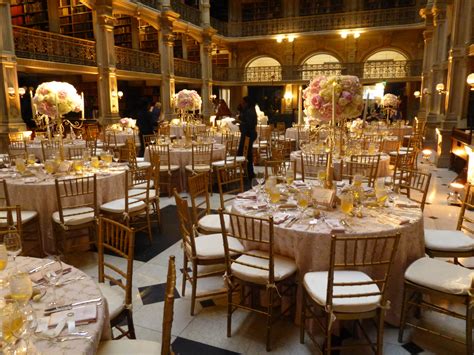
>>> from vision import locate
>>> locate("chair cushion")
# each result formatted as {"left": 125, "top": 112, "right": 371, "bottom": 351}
{"left": 405, "top": 257, "right": 474, "bottom": 295}
{"left": 137, "top": 161, "right": 151, "bottom": 168}
{"left": 424, "top": 229, "right": 474, "bottom": 252}
{"left": 198, "top": 214, "right": 230, "bottom": 233}
{"left": 235, "top": 156, "right": 247, "bottom": 163}
{"left": 303, "top": 271, "right": 381, "bottom": 313}
{"left": 212, "top": 159, "right": 236, "bottom": 167}
{"left": 134, "top": 181, "right": 154, "bottom": 189}
{"left": 0, "top": 210, "right": 37, "bottom": 225}
{"left": 187, "top": 233, "right": 244, "bottom": 260}
{"left": 98, "top": 340, "right": 161, "bottom": 355}
{"left": 100, "top": 198, "right": 146, "bottom": 214}
{"left": 231, "top": 250, "right": 297, "bottom": 285}
{"left": 185, "top": 164, "right": 211, "bottom": 172}
{"left": 52, "top": 207, "right": 95, "bottom": 226}
{"left": 128, "top": 189, "right": 156, "bottom": 200}
{"left": 98, "top": 283, "right": 125, "bottom": 319}
{"left": 160, "top": 165, "right": 180, "bottom": 172}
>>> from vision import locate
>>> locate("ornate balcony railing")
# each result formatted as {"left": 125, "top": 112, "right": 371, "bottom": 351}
{"left": 115, "top": 47, "right": 161, "bottom": 74}
{"left": 174, "top": 58, "right": 201, "bottom": 78}
{"left": 13, "top": 26, "right": 96, "bottom": 67}
{"left": 210, "top": 17, "right": 228, "bottom": 36}
{"left": 213, "top": 60, "right": 423, "bottom": 82}
{"left": 171, "top": 0, "right": 200, "bottom": 27}
{"left": 226, "top": 6, "right": 423, "bottom": 37}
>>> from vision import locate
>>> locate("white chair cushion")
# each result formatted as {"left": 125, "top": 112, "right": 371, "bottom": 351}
{"left": 98, "top": 283, "right": 125, "bottom": 319}
{"left": 185, "top": 164, "right": 211, "bottom": 172}
{"left": 231, "top": 250, "right": 297, "bottom": 285}
{"left": 187, "top": 233, "right": 244, "bottom": 260}
{"left": 303, "top": 271, "right": 381, "bottom": 313}
{"left": 198, "top": 214, "right": 230, "bottom": 233}
{"left": 212, "top": 159, "right": 236, "bottom": 167}
{"left": 160, "top": 164, "right": 180, "bottom": 172}
{"left": 137, "top": 161, "right": 151, "bottom": 168}
{"left": 0, "top": 210, "right": 37, "bottom": 225}
{"left": 52, "top": 207, "right": 95, "bottom": 226}
{"left": 128, "top": 189, "right": 156, "bottom": 200}
{"left": 136, "top": 157, "right": 145, "bottom": 162}
{"left": 98, "top": 340, "right": 161, "bottom": 355}
{"left": 134, "top": 181, "right": 154, "bottom": 189}
{"left": 405, "top": 257, "right": 474, "bottom": 295}
{"left": 100, "top": 198, "right": 146, "bottom": 214}
{"left": 424, "top": 229, "right": 474, "bottom": 252}
{"left": 235, "top": 156, "right": 246, "bottom": 162}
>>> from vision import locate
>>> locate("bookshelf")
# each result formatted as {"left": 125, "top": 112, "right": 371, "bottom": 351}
{"left": 114, "top": 14, "right": 133, "bottom": 48}
{"left": 241, "top": 0, "right": 282, "bottom": 22}
{"left": 58, "top": 0, "right": 94, "bottom": 39}
{"left": 139, "top": 20, "right": 158, "bottom": 53}
{"left": 10, "top": 0, "right": 49, "bottom": 31}
{"left": 212, "top": 51, "right": 230, "bottom": 67}
{"left": 299, "top": 0, "right": 344, "bottom": 15}
{"left": 186, "top": 36, "right": 200, "bottom": 62}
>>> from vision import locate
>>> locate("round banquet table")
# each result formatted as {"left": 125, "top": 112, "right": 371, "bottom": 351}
{"left": 290, "top": 151, "right": 391, "bottom": 178}
{"left": 11, "top": 256, "right": 110, "bottom": 354}
{"left": 285, "top": 127, "right": 309, "bottom": 142}
{"left": 231, "top": 191, "right": 424, "bottom": 324}
{"left": 143, "top": 143, "right": 226, "bottom": 190}
{"left": 170, "top": 124, "right": 207, "bottom": 138}
{"left": 104, "top": 131, "right": 139, "bottom": 145}
{"left": 1, "top": 169, "right": 126, "bottom": 253}
{"left": 26, "top": 141, "right": 87, "bottom": 161}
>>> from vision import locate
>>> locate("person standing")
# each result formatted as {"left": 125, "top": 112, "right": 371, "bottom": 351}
{"left": 135, "top": 98, "right": 154, "bottom": 157}
{"left": 151, "top": 102, "right": 162, "bottom": 132}
{"left": 236, "top": 96, "right": 258, "bottom": 179}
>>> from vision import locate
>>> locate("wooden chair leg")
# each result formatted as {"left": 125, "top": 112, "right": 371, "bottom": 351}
{"left": 266, "top": 287, "right": 274, "bottom": 352}
{"left": 145, "top": 210, "right": 153, "bottom": 244}
{"left": 227, "top": 283, "right": 233, "bottom": 338}
{"left": 325, "top": 312, "right": 332, "bottom": 355}
{"left": 181, "top": 252, "right": 187, "bottom": 297}
{"left": 126, "top": 309, "right": 136, "bottom": 339}
{"left": 190, "top": 262, "right": 197, "bottom": 316}
{"left": 398, "top": 285, "right": 410, "bottom": 343}
{"left": 376, "top": 310, "right": 385, "bottom": 355}
{"left": 300, "top": 289, "right": 306, "bottom": 344}
{"left": 466, "top": 304, "right": 472, "bottom": 355}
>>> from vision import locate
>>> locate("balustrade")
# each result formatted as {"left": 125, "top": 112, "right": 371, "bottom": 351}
{"left": 115, "top": 46, "right": 161, "bottom": 74}
{"left": 174, "top": 58, "right": 201, "bottom": 78}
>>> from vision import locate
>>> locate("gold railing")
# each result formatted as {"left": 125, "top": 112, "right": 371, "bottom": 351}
{"left": 171, "top": 0, "right": 200, "bottom": 26}
{"left": 115, "top": 46, "right": 161, "bottom": 74}
{"left": 213, "top": 60, "right": 423, "bottom": 82}
{"left": 174, "top": 58, "right": 201, "bottom": 78}
{"left": 226, "top": 6, "right": 423, "bottom": 37}
{"left": 13, "top": 26, "right": 96, "bottom": 66}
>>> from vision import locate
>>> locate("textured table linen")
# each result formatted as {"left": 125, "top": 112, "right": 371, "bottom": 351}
{"left": 26, "top": 141, "right": 87, "bottom": 161}
{"left": 231, "top": 197, "right": 424, "bottom": 324}
{"left": 3, "top": 170, "right": 126, "bottom": 253}
{"left": 13, "top": 256, "right": 110, "bottom": 354}
{"left": 170, "top": 124, "right": 207, "bottom": 138}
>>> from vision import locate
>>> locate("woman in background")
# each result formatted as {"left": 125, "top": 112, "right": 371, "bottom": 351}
{"left": 135, "top": 98, "right": 154, "bottom": 156}
{"left": 236, "top": 96, "right": 257, "bottom": 179}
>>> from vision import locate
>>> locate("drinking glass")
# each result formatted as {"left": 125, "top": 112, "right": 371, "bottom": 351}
{"left": 113, "top": 151, "right": 121, "bottom": 164}
{"left": 340, "top": 193, "right": 354, "bottom": 215}
{"left": 285, "top": 169, "right": 294, "bottom": 186}
{"left": 317, "top": 169, "right": 326, "bottom": 186}
{"left": 296, "top": 189, "right": 310, "bottom": 216}
{"left": 82, "top": 149, "right": 91, "bottom": 162}
{"left": 91, "top": 156, "right": 100, "bottom": 169}
{"left": 376, "top": 187, "right": 389, "bottom": 207}
{"left": 0, "top": 299, "right": 25, "bottom": 352}
{"left": 26, "top": 154, "right": 36, "bottom": 166}
{"left": 44, "top": 159, "right": 55, "bottom": 174}
{"left": 1, "top": 156, "right": 11, "bottom": 169}
{"left": 368, "top": 142, "right": 376, "bottom": 155}
{"left": 15, "top": 158, "right": 26, "bottom": 175}
{"left": 42, "top": 256, "right": 63, "bottom": 307}
{"left": 73, "top": 160, "right": 84, "bottom": 174}
{"left": 251, "top": 178, "right": 260, "bottom": 192}
{"left": 0, "top": 244, "right": 8, "bottom": 288}
{"left": 4, "top": 233, "right": 22, "bottom": 269}
{"left": 9, "top": 273, "right": 33, "bottom": 306}
{"left": 12, "top": 303, "right": 36, "bottom": 354}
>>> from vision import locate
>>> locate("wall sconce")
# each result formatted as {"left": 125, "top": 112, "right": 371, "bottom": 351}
{"left": 275, "top": 34, "right": 296, "bottom": 43}
{"left": 413, "top": 90, "right": 421, "bottom": 99}
{"left": 18, "top": 87, "right": 26, "bottom": 98}
{"left": 340, "top": 30, "right": 362, "bottom": 39}
{"left": 284, "top": 92, "right": 293, "bottom": 104}
{"left": 117, "top": 91, "right": 124, "bottom": 100}
{"left": 436, "top": 83, "right": 447, "bottom": 95}
{"left": 467, "top": 73, "right": 474, "bottom": 91}
{"left": 111, "top": 91, "right": 117, "bottom": 98}
{"left": 7, "top": 87, "right": 15, "bottom": 98}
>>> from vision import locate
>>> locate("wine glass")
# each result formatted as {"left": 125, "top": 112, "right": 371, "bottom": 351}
{"left": 113, "top": 151, "right": 121, "bottom": 165}
{"left": 269, "top": 186, "right": 281, "bottom": 211}
{"left": 9, "top": 272, "right": 33, "bottom": 306}
{"left": 286, "top": 169, "right": 294, "bottom": 186}
{"left": 376, "top": 186, "right": 389, "bottom": 208}
{"left": 296, "top": 189, "right": 310, "bottom": 218}
{"left": 0, "top": 244, "right": 8, "bottom": 288}
{"left": 340, "top": 193, "right": 354, "bottom": 215}
{"left": 12, "top": 303, "right": 36, "bottom": 355}
{"left": 4, "top": 233, "right": 22, "bottom": 269}
{"left": 0, "top": 299, "right": 24, "bottom": 352}
{"left": 42, "top": 256, "right": 63, "bottom": 307}
{"left": 2, "top": 156, "right": 11, "bottom": 170}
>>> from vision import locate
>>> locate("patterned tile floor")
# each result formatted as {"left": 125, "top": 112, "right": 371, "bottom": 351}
{"left": 66, "top": 158, "right": 470, "bottom": 354}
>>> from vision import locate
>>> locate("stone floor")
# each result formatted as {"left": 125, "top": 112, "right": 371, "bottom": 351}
{"left": 66, "top": 156, "right": 470, "bottom": 354}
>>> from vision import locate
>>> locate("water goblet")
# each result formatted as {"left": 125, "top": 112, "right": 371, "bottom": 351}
{"left": 340, "top": 193, "right": 354, "bottom": 216}
{"left": 9, "top": 272, "right": 33, "bottom": 306}
{"left": 0, "top": 299, "right": 25, "bottom": 352}
{"left": 42, "top": 256, "right": 63, "bottom": 307}
{"left": 0, "top": 244, "right": 8, "bottom": 288}
{"left": 4, "top": 233, "right": 22, "bottom": 269}
{"left": 15, "top": 158, "right": 26, "bottom": 175}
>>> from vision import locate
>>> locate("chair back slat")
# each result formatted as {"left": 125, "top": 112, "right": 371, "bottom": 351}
{"left": 397, "top": 168, "right": 431, "bottom": 211}
{"left": 188, "top": 172, "right": 211, "bottom": 223}
{"left": 191, "top": 143, "right": 213, "bottom": 170}
{"left": 173, "top": 189, "right": 197, "bottom": 257}
{"left": 457, "top": 183, "right": 474, "bottom": 233}
{"left": 161, "top": 255, "right": 176, "bottom": 355}
{"left": 216, "top": 163, "right": 244, "bottom": 209}
{"left": 301, "top": 153, "right": 328, "bottom": 181}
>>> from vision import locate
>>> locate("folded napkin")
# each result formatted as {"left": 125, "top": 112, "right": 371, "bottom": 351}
{"left": 23, "top": 177, "right": 37, "bottom": 184}
{"left": 292, "top": 180, "right": 307, "bottom": 187}
{"left": 394, "top": 200, "right": 419, "bottom": 208}
{"left": 272, "top": 212, "right": 290, "bottom": 225}
{"left": 244, "top": 202, "right": 267, "bottom": 211}
{"left": 382, "top": 215, "right": 411, "bottom": 225}
{"left": 336, "top": 181, "right": 345, "bottom": 188}
{"left": 45, "top": 304, "right": 97, "bottom": 327}
{"left": 237, "top": 191, "right": 257, "bottom": 200}
{"left": 324, "top": 219, "right": 345, "bottom": 233}
{"left": 30, "top": 265, "right": 71, "bottom": 284}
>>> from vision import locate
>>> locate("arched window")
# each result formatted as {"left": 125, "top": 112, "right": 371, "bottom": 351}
{"left": 245, "top": 56, "right": 282, "bottom": 82}
{"left": 364, "top": 50, "right": 408, "bottom": 79}
{"left": 301, "top": 53, "right": 341, "bottom": 80}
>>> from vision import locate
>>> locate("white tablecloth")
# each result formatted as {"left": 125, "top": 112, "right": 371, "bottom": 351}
{"left": 26, "top": 141, "right": 87, "bottom": 161}
{"left": 13, "top": 256, "right": 110, "bottom": 354}
{"left": 170, "top": 124, "right": 207, "bottom": 138}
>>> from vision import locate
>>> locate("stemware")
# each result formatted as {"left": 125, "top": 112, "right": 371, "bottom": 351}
{"left": 11, "top": 303, "right": 36, "bottom": 355}
{"left": 9, "top": 272, "right": 33, "bottom": 306}
{"left": 42, "top": 256, "right": 63, "bottom": 307}
{"left": 15, "top": 158, "right": 26, "bottom": 175}
{"left": 269, "top": 186, "right": 281, "bottom": 211}
{"left": 113, "top": 151, "right": 121, "bottom": 165}
{"left": 4, "top": 233, "right": 22, "bottom": 269}
{"left": 296, "top": 189, "right": 310, "bottom": 218}
{"left": 0, "top": 244, "right": 8, "bottom": 288}
{"left": 285, "top": 169, "right": 294, "bottom": 186}
{"left": 340, "top": 193, "right": 354, "bottom": 215}
{"left": 1, "top": 156, "right": 11, "bottom": 170}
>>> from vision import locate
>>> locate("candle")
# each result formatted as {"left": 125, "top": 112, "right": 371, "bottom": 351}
{"left": 81, "top": 92, "right": 85, "bottom": 120}
{"left": 297, "top": 86, "right": 303, "bottom": 125}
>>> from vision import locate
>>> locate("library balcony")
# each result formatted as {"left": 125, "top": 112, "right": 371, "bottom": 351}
{"left": 115, "top": 47, "right": 161, "bottom": 74}
{"left": 174, "top": 58, "right": 201, "bottom": 79}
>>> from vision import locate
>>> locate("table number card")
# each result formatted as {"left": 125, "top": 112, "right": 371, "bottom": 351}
{"left": 57, "top": 161, "right": 72, "bottom": 174}
{"left": 312, "top": 186, "right": 335, "bottom": 209}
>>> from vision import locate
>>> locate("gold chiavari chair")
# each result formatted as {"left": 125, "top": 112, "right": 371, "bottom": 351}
{"left": 344, "top": 154, "right": 381, "bottom": 187}
{"left": 0, "top": 205, "right": 22, "bottom": 236}
{"left": 399, "top": 257, "right": 473, "bottom": 354}
{"left": 301, "top": 233, "right": 401, "bottom": 354}
{"left": 175, "top": 190, "right": 241, "bottom": 315}
{"left": 397, "top": 168, "right": 431, "bottom": 211}
{"left": 212, "top": 136, "right": 238, "bottom": 169}
{"left": 98, "top": 254, "right": 177, "bottom": 354}
{"left": 105, "top": 131, "right": 126, "bottom": 151}
{"left": 149, "top": 143, "right": 180, "bottom": 196}
{"left": 0, "top": 180, "right": 43, "bottom": 257}
{"left": 423, "top": 183, "right": 474, "bottom": 265}
{"left": 8, "top": 141, "right": 28, "bottom": 162}
{"left": 216, "top": 163, "right": 244, "bottom": 211}
{"left": 362, "top": 134, "right": 383, "bottom": 151}
{"left": 185, "top": 143, "right": 213, "bottom": 175}
{"left": 100, "top": 167, "right": 153, "bottom": 243}
{"left": 264, "top": 160, "right": 297, "bottom": 182}
{"left": 188, "top": 171, "right": 228, "bottom": 234}
{"left": 52, "top": 175, "right": 98, "bottom": 253}
{"left": 301, "top": 152, "right": 328, "bottom": 181}
{"left": 41, "top": 140, "right": 61, "bottom": 162}
{"left": 68, "top": 146, "right": 89, "bottom": 160}
{"left": 158, "top": 123, "right": 171, "bottom": 137}
{"left": 254, "top": 125, "right": 272, "bottom": 162}
{"left": 143, "top": 134, "right": 158, "bottom": 148}
{"left": 97, "top": 217, "right": 136, "bottom": 340}
{"left": 136, "top": 148, "right": 161, "bottom": 230}
{"left": 390, "top": 149, "right": 417, "bottom": 186}
{"left": 219, "top": 210, "right": 297, "bottom": 351}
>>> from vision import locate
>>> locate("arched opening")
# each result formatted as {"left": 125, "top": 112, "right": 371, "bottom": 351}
{"left": 364, "top": 49, "right": 409, "bottom": 79}
{"left": 301, "top": 53, "right": 341, "bottom": 80}
{"left": 245, "top": 56, "right": 282, "bottom": 82}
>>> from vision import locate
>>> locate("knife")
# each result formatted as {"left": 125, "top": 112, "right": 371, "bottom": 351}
{"left": 28, "top": 260, "right": 55, "bottom": 274}
{"left": 44, "top": 297, "right": 102, "bottom": 315}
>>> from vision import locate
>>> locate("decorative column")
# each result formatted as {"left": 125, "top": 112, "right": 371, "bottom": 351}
{"left": 200, "top": 0, "right": 210, "bottom": 27}
{"left": 160, "top": 0, "right": 171, "bottom": 11}
{"left": 0, "top": 0, "right": 26, "bottom": 150}
{"left": 418, "top": 6, "right": 434, "bottom": 122}
{"left": 200, "top": 28, "right": 216, "bottom": 119}
{"left": 159, "top": 11, "right": 178, "bottom": 121}
{"left": 93, "top": 0, "right": 120, "bottom": 125}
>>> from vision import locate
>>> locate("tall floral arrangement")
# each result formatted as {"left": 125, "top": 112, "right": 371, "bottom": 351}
{"left": 33, "top": 81, "right": 82, "bottom": 117}
{"left": 381, "top": 93, "right": 398, "bottom": 108}
{"left": 302, "top": 75, "right": 363, "bottom": 122}
{"left": 174, "top": 89, "right": 202, "bottom": 112}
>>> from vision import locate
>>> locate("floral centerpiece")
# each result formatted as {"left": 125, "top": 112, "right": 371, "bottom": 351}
{"left": 381, "top": 93, "right": 398, "bottom": 108}
{"left": 33, "top": 81, "right": 82, "bottom": 117}
{"left": 348, "top": 118, "right": 366, "bottom": 133}
{"left": 174, "top": 89, "right": 202, "bottom": 112}
{"left": 303, "top": 75, "right": 363, "bottom": 122}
